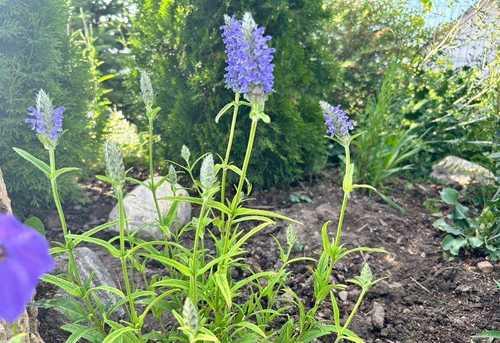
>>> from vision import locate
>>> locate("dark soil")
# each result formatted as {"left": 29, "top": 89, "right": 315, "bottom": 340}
{"left": 37, "top": 170, "right": 499, "bottom": 343}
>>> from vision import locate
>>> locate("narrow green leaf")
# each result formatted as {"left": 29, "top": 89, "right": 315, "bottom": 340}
{"left": 213, "top": 272, "right": 232, "bottom": 308}
{"left": 143, "top": 254, "right": 192, "bottom": 277}
{"left": 42, "top": 274, "right": 82, "bottom": 298}
{"left": 13, "top": 147, "right": 50, "bottom": 176}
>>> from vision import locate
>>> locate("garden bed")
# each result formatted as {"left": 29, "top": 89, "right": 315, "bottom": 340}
{"left": 37, "top": 170, "right": 499, "bottom": 342}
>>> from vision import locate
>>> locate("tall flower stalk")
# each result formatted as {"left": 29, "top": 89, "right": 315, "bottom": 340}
{"left": 141, "top": 70, "right": 163, "bottom": 227}
{"left": 104, "top": 142, "right": 138, "bottom": 323}
{"left": 220, "top": 12, "right": 274, "bottom": 203}
{"left": 219, "top": 12, "right": 275, "bottom": 247}
{"left": 17, "top": 90, "right": 106, "bottom": 333}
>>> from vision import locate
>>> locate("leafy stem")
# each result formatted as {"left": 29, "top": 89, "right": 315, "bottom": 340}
{"left": 220, "top": 92, "right": 241, "bottom": 221}
{"left": 148, "top": 116, "right": 163, "bottom": 225}
{"left": 334, "top": 288, "right": 367, "bottom": 343}
{"left": 48, "top": 148, "right": 105, "bottom": 333}
{"left": 116, "top": 187, "right": 139, "bottom": 324}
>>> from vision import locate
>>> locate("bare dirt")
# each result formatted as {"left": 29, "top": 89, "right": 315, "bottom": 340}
{"left": 37, "top": 170, "right": 499, "bottom": 343}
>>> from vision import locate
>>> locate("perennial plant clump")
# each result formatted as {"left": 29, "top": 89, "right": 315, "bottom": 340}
{"left": 9, "top": 13, "right": 385, "bottom": 342}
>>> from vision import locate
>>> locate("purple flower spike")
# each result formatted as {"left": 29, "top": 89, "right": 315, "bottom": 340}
{"left": 320, "top": 101, "right": 355, "bottom": 137}
{"left": 0, "top": 214, "right": 54, "bottom": 323}
{"left": 221, "top": 13, "right": 275, "bottom": 101}
{"left": 26, "top": 90, "right": 65, "bottom": 143}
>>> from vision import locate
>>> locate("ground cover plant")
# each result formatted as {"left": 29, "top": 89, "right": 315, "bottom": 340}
{"left": 3, "top": 13, "right": 387, "bottom": 342}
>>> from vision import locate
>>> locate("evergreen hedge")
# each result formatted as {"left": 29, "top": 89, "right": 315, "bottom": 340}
{"left": 0, "top": 0, "right": 92, "bottom": 214}
{"left": 130, "top": 0, "right": 335, "bottom": 187}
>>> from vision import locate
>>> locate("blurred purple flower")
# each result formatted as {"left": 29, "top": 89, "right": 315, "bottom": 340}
{"left": 320, "top": 101, "right": 354, "bottom": 137}
{"left": 26, "top": 90, "right": 64, "bottom": 142}
{"left": 0, "top": 214, "right": 54, "bottom": 323}
{"left": 221, "top": 13, "right": 275, "bottom": 100}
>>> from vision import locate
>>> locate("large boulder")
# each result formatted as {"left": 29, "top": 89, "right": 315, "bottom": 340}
{"left": 108, "top": 178, "right": 191, "bottom": 240}
{"left": 431, "top": 156, "right": 496, "bottom": 187}
{"left": 0, "top": 168, "right": 44, "bottom": 343}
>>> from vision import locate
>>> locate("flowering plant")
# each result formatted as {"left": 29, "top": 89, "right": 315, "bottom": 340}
{"left": 12, "top": 13, "right": 385, "bottom": 342}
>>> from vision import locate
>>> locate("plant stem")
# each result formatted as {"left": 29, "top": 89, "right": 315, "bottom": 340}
{"left": 148, "top": 117, "right": 163, "bottom": 225}
{"left": 334, "top": 144, "right": 352, "bottom": 249}
{"left": 48, "top": 148, "right": 105, "bottom": 333}
{"left": 334, "top": 288, "right": 367, "bottom": 343}
{"left": 117, "top": 188, "right": 138, "bottom": 323}
{"left": 333, "top": 192, "right": 349, "bottom": 249}
{"left": 220, "top": 93, "right": 241, "bottom": 221}
{"left": 190, "top": 201, "right": 207, "bottom": 304}
{"left": 233, "top": 118, "right": 258, "bottom": 207}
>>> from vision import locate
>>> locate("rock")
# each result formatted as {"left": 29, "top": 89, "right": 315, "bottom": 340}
{"left": 477, "top": 260, "right": 494, "bottom": 274}
{"left": 455, "top": 284, "right": 472, "bottom": 293}
{"left": 315, "top": 203, "right": 336, "bottom": 221}
{"left": 371, "top": 302, "right": 385, "bottom": 330}
{"left": 54, "top": 247, "right": 124, "bottom": 315}
{"left": 0, "top": 168, "right": 45, "bottom": 343}
{"left": 338, "top": 291, "right": 349, "bottom": 302}
{"left": 108, "top": 177, "right": 191, "bottom": 240}
{"left": 431, "top": 156, "right": 496, "bottom": 187}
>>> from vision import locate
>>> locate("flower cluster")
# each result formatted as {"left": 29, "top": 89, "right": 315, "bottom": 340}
{"left": 0, "top": 214, "right": 54, "bottom": 323}
{"left": 26, "top": 90, "right": 65, "bottom": 142}
{"left": 104, "top": 141, "right": 125, "bottom": 187}
{"left": 320, "top": 101, "right": 355, "bottom": 137}
{"left": 221, "top": 13, "right": 275, "bottom": 101}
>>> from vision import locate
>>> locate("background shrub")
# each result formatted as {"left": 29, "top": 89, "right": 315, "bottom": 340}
{"left": 0, "top": 0, "right": 93, "bottom": 214}
{"left": 129, "top": 0, "right": 335, "bottom": 187}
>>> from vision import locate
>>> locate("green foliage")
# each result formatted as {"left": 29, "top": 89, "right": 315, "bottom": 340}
{"left": 20, "top": 37, "right": 386, "bottom": 340}
{"left": 129, "top": 0, "right": 333, "bottom": 187}
{"left": 354, "top": 64, "right": 425, "bottom": 188}
{"left": 400, "top": 56, "right": 499, "bottom": 174}
{"left": 433, "top": 187, "right": 499, "bottom": 260}
{"left": 0, "top": 0, "right": 93, "bottom": 214}
{"left": 323, "top": 0, "right": 428, "bottom": 113}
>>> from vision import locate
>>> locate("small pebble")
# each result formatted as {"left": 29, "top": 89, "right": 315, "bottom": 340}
{"left": 477, "top": 261, "right": 494, "bottom": 273}
{"left": 371, "top": 302, "right": 385, "bottom": 330}
{"left": 338, "top": 291, "right": 348, "bottom": 302}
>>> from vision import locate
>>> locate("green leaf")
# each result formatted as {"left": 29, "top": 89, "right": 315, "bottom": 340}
{"left": 433, "top": 218, "right": 462, "bottom": 235}
{"left": 235, "top": 207, "right": 301, "bottom": 224}
{"left": 440, "top": 188, "right": 459, "bottom": 205}
{"left": 24, "top": 216, "right": 46, "bottom": 235}
{"left": 103, "top": 327, "right": 139, "bottom": 343}
{"left": 66, "top": 234, "right": 120, "bottom": 258}
{"left": 467, "top": 236, "right": 483, "bottom": 248}
{"left": 213, "top": 272, "right": 232, "bottom": 308}
{"left": 473, "top": 330, "right": 500, "bottom": 339}
{"left": 55, "top": 167, "right": 80, "bottom": 179}
{"left": 143, "top": 254, "right": 192, "bottom": 277}
{"left": 442, "top": 235, "right": 467, "bottom": 255}
{"left": 215, "top": 101, "right": 235, "bottom": 123}
{"left": 64, "top": 324, "right": 102, "bottom": 343}
{"left": 8, "top": 334, "right": 27, "bottom": 343}
{"left": 232, "top": 322, "right": 267, "bottom": 339}
{"left": 13, "top": 147, "right": 50, "bottom": 176}
{"left": 42, "top": 274, "right": 82, "bottom": 298}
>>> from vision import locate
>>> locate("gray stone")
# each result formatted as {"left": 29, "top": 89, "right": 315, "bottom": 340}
{"left": 108, "top": 177, "right": 192, "bottom": 240}
{"left": 54, "top": 247, "right": 123, "bottom": 315}
{"left": 315, "top": 203, "right": 336, "bottom": 222}
{"left": 338, "top": 291, "right": 349, "bottom": 302}
{"left": 477, "top": 260, "right": 494, "bottom": 274}
{"left": 371, "top": 301, "right": 385, "bottom": 330}
{"left": 431, "top": 156, "right": 496, "bottom": 187}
